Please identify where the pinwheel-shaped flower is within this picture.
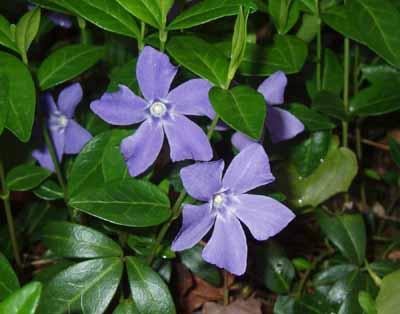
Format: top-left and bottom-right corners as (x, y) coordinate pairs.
(90, 46), (214, 176)
(172, 144), (295, 275)
(32, 83), (92, 171)
(232, 71), (304, 150)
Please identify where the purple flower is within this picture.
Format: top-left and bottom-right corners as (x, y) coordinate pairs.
(47, 12), (73, 29)
(171, 144), (295, 275)
(32, 83), (92, 171)
(232, 71), (304, 150)
(90, 46), (214, 177)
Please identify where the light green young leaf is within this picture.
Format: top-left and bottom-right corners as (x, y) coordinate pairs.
(0, 282), (42, 314)
(6, 163), (51, 191)
(0, 15), (18, 52)
(0, 253), (19, 301)
(269, 0), (301, 35)
(376, 269), (400, 314)
(15, 7), (41, 57)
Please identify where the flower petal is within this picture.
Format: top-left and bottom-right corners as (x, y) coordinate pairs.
(47, 12), (73, 29)
(257, 71), (287, 105)
(63, 120), (92, 154)
(164, 114), (212, 162)
(171, 203), (215, 251)
(32, 147), (55, 172)
(202, 215), (247, 275)
(231, 131), (257, 151)
(136, 46), (178, 101)
(266, 106), (304, 143)
(42, 93), (57, 116)
(90, 85), (148, 126)
(180, 160), (224, 201)
(49, 128), (65, 162)
(168, 79), (215, 119)
(222, 143), (274, 194)
(120, 119), (164, 176)
(57, 83), (83, 118)
(235, 194), (295, 241)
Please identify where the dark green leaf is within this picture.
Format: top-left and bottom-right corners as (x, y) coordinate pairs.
(126, 256), (176, 314)
(108, 59), (139, 93)
(389, 138), (400, 168)
(38, 44), (104, 90)
(322, 48), (344, 95)
(269, 0), (300, 34)
(30, 0), (70, 13)
(0, 52), (36, 142)
(0, 75), (9, 135)
(33, 180), (63, 201)
(288, 103), (335, 131)
(361, 64), (400, 83)
(33, 260), (75, 283)
(69, 178), (171, 227)
(6, 163), (51, 191)
(0, 15), (17, 52)
(0, 282), (42, 314)
(294, 292), (337, 314)
(126, 235), (174, 259)
(113, 299), (139, 314)
(209, 85), (266, 139)
(15, 7), (41, 55)
(376, 269), (400, 314)
(312, 90), (347, 121)
(274, 295), (295, 314)
(41, 221), (122, 258)
(38, 258), (123, 314)
(0, 253), (19, 301)
(167, 36), (229, 88)
(317, 211), (366, 265)
(296, 13), (319, 42)
(370, 260), (400, 277)
(313, 264), (357, 286)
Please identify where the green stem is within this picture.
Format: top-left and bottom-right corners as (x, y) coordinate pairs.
(159, 28), (168, 52)
(0, 160), (22, 269)
(342, 38), (350, 148)
(138, 22), (146, 51)
(77, 17), (89, 45)
(365, 259), (382, 287)
(316, 0), (322, 91)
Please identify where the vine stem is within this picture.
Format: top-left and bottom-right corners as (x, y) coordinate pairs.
(342, 39), (350, 148)
(0, 160), (22, 269)
(316, 0), (322, 91)
(147, 115), (220, 265)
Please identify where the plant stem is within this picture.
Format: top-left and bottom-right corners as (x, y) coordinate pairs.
(316, 0), (322, 91)
(138, 22), (146, 51)
(159, 28), (168, 52)
(342, 37), (350, 148)
(0, 160), (22, 269)
(223, 270), (230, 306)
(365, 259), (382, 287)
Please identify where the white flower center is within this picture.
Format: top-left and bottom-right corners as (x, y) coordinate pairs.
(150, 101), (167, 117)
(58, 115), (69, 128)
(213, 194), (224, 208)
(49, 111), (69, 132)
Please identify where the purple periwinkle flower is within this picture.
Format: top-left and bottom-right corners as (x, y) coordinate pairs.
(232, 71), (304, 150)
(28, 4), (72, 29)
(90, 46), (214, 177)
(32, 83), (92, 171)
(171, 143), (295, 275)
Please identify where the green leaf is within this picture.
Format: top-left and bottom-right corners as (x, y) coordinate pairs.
(317, 211), (366, 265)
(113, 299), (139, 314)
(41, 221), (122, 258)
(33, 260), (75, 283)
(53, 0), (140, 38)
(358, 291), (377, 314)
(322, 0), (400, 68)
(0, 52), (36, 142)
(288, 103), (335, 131)
(38, 258), (123, 314)
(0, 282), (42, 314)
(389, 138), (400, 168)
(0, 75), (9, 136)
(68, 130), (130, 197)
(180, 245), (221, 286)
(294, 292), (337, 314)
(69, 178), (171, 227)
(0, 15), (18, 52)
(279, 137), (358, 207)
(33, 180), (63, 201)
(291, 131), (331, 177)
(126, 256), (176, 314)
(314, 264), (357, 286)
(296, 13), (319, 42)
(15, 7), (41, 55)
(349, 80), (400, 116)
(269, 0), (301, 35)
(312, 90), (347, 121)
(167, 35), (229, 88)
(361, 64), (400, 83)
(6, 163), (51, 191)
(274, 296), (295, 314)
(108, 59), (139, 93)
(116, 0), (173, 29)
(168, 0), (256, 30)
(0, 253), (19, 301)
(322, 49), (344, 95)
(210, 85), (266, 139)
(38, 44), (104, 90)
(126, 235), (174, 259)
(376, 269), (400, 314)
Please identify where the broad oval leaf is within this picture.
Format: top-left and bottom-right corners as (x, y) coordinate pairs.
(38, 258), (123, 314)
(69, 178), (171, 227)
(312, 90), (347, 121)
(41, 221), (122, 258)
(268, 0), (300, 35)
(126, 256), (176, 314)
(15, 7), (41, 55)
(0, 75), (9, 136)
(288, 103), (335, 132)
(113, 299), (139, 314)
(209, 85), (266, 139)
(0, 52), (36, 142)
(0, 282), (42, 314)
(6, 163), (51, 191)
(30, 0), (70, 13)
(0, 15), (18, 52)
(0, 253), (19, 301)
(376, 269), (400, 314)
(317, 211), (366, 266)
(38, 44), (104, 90)
(33, 179), (63, 200)
(167, 35), (229, 88)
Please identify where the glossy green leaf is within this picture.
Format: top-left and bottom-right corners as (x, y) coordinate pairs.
(108, 59), (138, 93)
(322, 0), (400, 68)
(167, 36), (229, 88)
(0, 282), (42, 314)
(126, 235), (174, 259)
(317, 211), (366, 265)
(0, 75), (9, 136)
(0, 15), (17, 52)
(312, 90), (347, 121)
(294, 292), (337, 314)
(113, 299), (139, 314)
(288, 103), (335, 131)
(126, 256), (176, 314)
(0, 253), (19, 301)
(0, 52), (36, 142)
(274, 295), (295, 314)
(69, 178), (171, 227)
(358, 291), (377, 314)
(389, 138), (400, 168)
(314, 264), (357, 286)
(38, 44), (104, 90)
(209, 85), (266, 139)
(30, 0), (70, 13)
(6, 163), (51, 191)
(15, 7), (41, 55)
(68, 130), (130, 197)
(168, 0), (256, 30)
(296, 13), (319, 42)
(361, 64), (400, 83)
(376, 269), (400, 314)
(38, 258), (123, 314)
(41, 221), (122, 258)
(269, 0), (300, 34)
(33, 179), (63, 201)
(33, 260), (75, 283)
